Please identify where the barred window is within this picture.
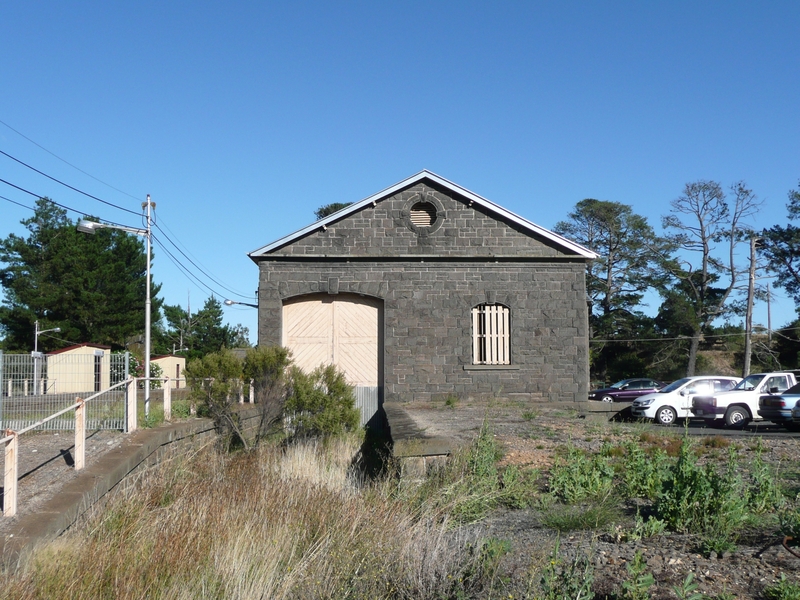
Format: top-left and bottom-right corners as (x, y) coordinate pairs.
(472, 304), (510, 365)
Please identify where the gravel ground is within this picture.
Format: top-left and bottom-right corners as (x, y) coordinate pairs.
(401, 399), (800, 599)
(0, 428), (126, 535)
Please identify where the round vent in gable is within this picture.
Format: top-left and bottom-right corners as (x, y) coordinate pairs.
(409, 201), (437, 227)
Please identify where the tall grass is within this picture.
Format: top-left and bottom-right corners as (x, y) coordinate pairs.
(0, 434), (499, 599)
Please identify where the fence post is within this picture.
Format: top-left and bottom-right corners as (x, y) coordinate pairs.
(74, 397), (85, 470)
(126, 377), (137, 433)
(163, 378), (171, 421)
(0, 350), (4, 428)
(239, 379), (244, 404)
(4, 430), (18, 517)
(250, 379), (254, 403)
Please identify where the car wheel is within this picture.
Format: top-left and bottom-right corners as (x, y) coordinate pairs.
(655, 406), (677, 425)
(601, 395), (613, 403)
(725, 406), (750, 428)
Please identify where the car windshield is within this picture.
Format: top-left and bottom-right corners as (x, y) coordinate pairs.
(609, 380), (631, 389)
(733, 374), (764, 391)
(659, 378), (691, 393)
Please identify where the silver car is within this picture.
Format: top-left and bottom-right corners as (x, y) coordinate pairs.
(792, 395), (800, 428)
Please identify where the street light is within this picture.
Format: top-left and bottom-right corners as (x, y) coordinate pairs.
(77, 195), (155, 417)
(34, 320), (61, 354)
(224, 299), (258, 309)
(32, 320), (61, 395)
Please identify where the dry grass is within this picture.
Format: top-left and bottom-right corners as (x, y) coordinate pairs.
(0, 435), (491, 600)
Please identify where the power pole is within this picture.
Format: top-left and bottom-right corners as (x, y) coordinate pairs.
(743, 236), (758, 378)
(767, 282), (772, 346)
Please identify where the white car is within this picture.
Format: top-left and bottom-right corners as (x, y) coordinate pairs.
(631, 376), (741, 425)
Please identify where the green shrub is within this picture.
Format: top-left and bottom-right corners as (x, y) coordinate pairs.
(284, 364), (360, 437)
(625, 510), (666, 541)
(537, 538), (595, 600)
(621, 550), (655, 600)
(619, 440), (671, 500)
(764, 574), (800, 600)
(747, 439), (786, 514)
(655, 439), (748, 543)
(778, 499), (800, 540)
(672, 572), (704, 600)
(541, 501), (621, 531)
(185, 350), (248, 449)
(171, 397), (193, 419)
(499, 465), (539, 509)
(549, 445), (614, 503)
(243, 346), (292, 439)
(402, 421), (538, 523)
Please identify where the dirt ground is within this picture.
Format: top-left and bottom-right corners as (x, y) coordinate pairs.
(400, 398), (800, 599)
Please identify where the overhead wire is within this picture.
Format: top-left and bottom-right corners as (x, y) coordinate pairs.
(153, 221), (255, 300)
(155, 214), (255, 298)
(0, 193), (34, 211)
(0, 177), (133, 229)
(0, 118), (141, 202)
(0, 149), (140, 216)
(151, 232), (229, 299)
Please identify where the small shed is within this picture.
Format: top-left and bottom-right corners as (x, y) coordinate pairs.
(248, 171), (597, 405)
(46, 343), (112, 395)
(151, 355), (187, 388)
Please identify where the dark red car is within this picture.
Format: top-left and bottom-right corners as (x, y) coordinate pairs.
(588, 378), (666, 402)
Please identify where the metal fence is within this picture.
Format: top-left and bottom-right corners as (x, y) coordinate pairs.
(0, 350), (129, 430)
(354, 386), (382, 427)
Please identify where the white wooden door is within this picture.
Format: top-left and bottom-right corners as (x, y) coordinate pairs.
(283, 294), (380, 386)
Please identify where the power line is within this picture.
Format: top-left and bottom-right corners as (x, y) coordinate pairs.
(151, 232), (228, 299)
(0, 149), (140, 216)
(590, 326), (789, 344)
(0, 119), (141, 202)
(0, 194), (34, 211)
(0, 178), (141, 230)
(153, 222), (254, 300)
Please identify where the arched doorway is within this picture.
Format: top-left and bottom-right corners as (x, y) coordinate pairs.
(282, 293), (382, 387)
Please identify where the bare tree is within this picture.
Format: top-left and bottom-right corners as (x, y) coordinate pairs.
(661, 181), (761, 375)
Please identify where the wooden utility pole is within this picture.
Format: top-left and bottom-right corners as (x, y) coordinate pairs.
(743, 236), (758, 378)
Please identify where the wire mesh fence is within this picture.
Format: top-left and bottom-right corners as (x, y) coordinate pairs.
(0, 350), (129, 430)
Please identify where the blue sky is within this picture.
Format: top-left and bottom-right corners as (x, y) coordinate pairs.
(1, 1), (799, 344)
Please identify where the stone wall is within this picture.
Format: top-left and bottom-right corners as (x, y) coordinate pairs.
(258, 259), (589, 403)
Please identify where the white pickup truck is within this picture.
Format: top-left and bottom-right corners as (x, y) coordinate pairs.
(691, 372), (798, 428)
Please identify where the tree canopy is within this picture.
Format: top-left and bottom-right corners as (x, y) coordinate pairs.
(759, 183), (800, 305)
(0, 198), (163, 351)
(660, 180), (760, 375)
(154, 296), (250, 359)
(314, 202), (352, 220)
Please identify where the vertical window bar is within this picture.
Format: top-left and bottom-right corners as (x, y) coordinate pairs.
(472, 303), (511, 366)
(501, 306), (510, 363)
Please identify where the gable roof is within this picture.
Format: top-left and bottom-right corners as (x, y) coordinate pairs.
(47, 343), (112, 356)
(248, 170), (598, 259)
